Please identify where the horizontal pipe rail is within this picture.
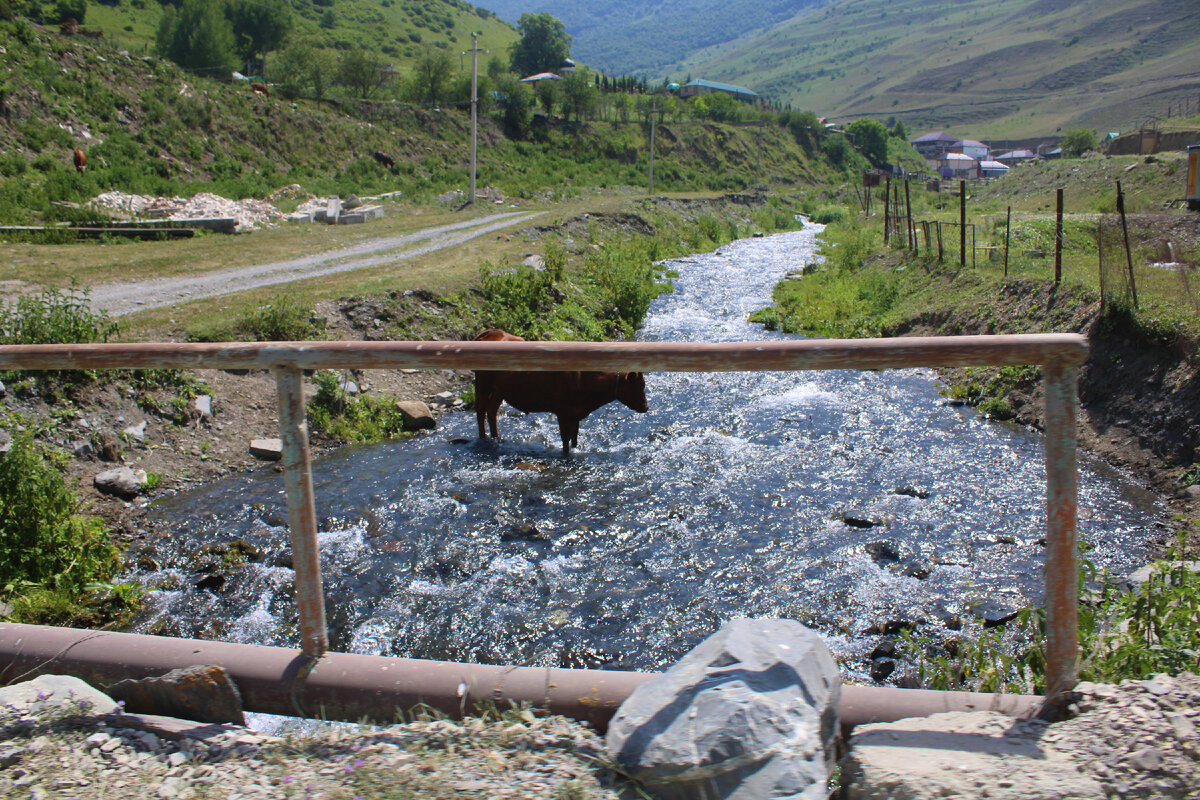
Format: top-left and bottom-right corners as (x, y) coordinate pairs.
(0, 624), (1040, 735)
(0, 334), (1087, 373)
(0, 333), (1086, 720)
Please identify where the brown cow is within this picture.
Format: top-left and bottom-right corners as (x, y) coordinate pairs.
(72, 149), (86, 174)
(473, 329), (649, 455)
(250, 82), (270, 97)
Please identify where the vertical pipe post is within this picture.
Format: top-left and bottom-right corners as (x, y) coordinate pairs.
(959, 180), (967, 268)
(1055, 189), (1064, 285)
(1005, 206), (1011, 277)
(1042, 362), (1079, 715)
(275, 366), (329, 660)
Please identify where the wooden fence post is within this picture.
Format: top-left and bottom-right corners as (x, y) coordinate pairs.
(905, 179), (914, 251)
(1055, 189), (1064, 286)
(1004, 206), (1011, 278)
(1116, 181), (1138, 308)
(959, 180), (967, 268)
(884, 177), (891, 245)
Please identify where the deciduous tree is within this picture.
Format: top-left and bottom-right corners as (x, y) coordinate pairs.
(1062, 127), (1097, 157)
(845, 118), (889, 167)
(508, 12), (570, 77)
(156, 0), (238, 80)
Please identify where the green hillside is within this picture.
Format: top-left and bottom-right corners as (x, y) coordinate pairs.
(0, 14), (855, 229)
(676, 0), (1200, 139)
(68, 0), (516, 74)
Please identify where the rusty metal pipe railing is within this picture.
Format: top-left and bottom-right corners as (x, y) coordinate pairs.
(0, 623), (1041, 734)
(0, 334), (1086, 373)
(0, 333), (1088, 713)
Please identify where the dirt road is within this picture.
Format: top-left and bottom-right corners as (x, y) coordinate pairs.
(88, 211), (544, 317)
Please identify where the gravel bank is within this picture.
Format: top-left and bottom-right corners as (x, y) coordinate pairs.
(0, 682), (628, 799)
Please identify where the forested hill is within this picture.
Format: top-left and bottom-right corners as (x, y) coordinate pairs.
(677, 0), (1200, 138)
(476, 0), (827, 77)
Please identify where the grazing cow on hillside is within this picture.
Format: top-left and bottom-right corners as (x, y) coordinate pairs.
(372, 151), (396, 169)
(473, 328), (649, 456)
(73, 149), (86, 174)
(250, 82), (270, 97)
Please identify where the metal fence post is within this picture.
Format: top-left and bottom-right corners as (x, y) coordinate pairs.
(1042, 361), (1079, 714)
(275, 365), (329, 660)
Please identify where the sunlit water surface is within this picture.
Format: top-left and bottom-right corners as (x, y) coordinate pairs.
(134, 223), (1161, 702)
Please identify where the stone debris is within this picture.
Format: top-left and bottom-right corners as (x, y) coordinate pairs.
(89, 191), (285, 232)
(248, 438), (283, 461)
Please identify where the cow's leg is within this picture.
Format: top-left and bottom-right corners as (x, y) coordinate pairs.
(486, 400), (501, 439)
(557, 416), (579, 456)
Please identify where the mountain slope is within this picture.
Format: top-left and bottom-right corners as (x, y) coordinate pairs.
(675, 0), (1200, 138)
(82, 0), (516, 72)
(476, 0), (826, 76)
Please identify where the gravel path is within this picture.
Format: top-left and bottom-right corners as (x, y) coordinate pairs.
(0, 676), (626, 799)
(89, 211), (543, 317)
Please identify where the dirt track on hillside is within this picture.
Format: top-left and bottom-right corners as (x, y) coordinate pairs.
(87, 211), (543, 317)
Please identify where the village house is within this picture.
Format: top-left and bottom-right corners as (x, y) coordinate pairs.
(677, 79), (759, 103)
(938, 152), (977, 178)
(995, 149), (1039, 166)
(910, 131), (958, 160)
(979, 159), (1010, 178)
(954, 138), (989, 160)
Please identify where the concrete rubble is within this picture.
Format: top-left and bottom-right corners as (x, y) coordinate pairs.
(89, 191), (284, 232)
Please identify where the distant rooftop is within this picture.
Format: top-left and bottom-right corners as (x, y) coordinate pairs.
(955, 139), (987, 148)
(912, 132), (957, 142)
(682, 79), (758, 97)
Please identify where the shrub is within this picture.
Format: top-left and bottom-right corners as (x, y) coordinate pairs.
(235, 294), (324, 341)
(0, 434), (118, 601)
(307, 371), (408, 443)
(0, 286), (118, 346)
(811, 205), (847, 224)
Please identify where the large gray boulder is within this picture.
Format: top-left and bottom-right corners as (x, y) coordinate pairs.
(606, 618), (840, 800)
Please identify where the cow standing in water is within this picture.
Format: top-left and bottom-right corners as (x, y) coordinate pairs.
(72, 149), (86, 174)
(473, 329), (649, 455)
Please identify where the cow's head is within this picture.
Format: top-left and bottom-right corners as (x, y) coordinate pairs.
(617, 372), (649, 413)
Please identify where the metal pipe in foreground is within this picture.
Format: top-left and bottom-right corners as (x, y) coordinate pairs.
(0, 624), (1040, 735)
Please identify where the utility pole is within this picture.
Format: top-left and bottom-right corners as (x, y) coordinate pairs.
(467, 32), (482, 204)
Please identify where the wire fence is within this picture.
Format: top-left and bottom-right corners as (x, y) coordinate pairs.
(1097, 214), (1200, 315)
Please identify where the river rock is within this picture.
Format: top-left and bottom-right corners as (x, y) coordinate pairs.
(123, 420), (147, 442)
(396, 400), (436, 430)
(107, 665), (245, 725)
(95, 429), (123, 462)
(193, 395), (213, 420)
(0, 429), (10, 455)
(522, 254), (545, 270)
(0, 674), (118, 715)
(249, 438), (283, 460)
(71, 439), (95, 459)
(607, 618), (840, 800)
(94, 466), (142, 499)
